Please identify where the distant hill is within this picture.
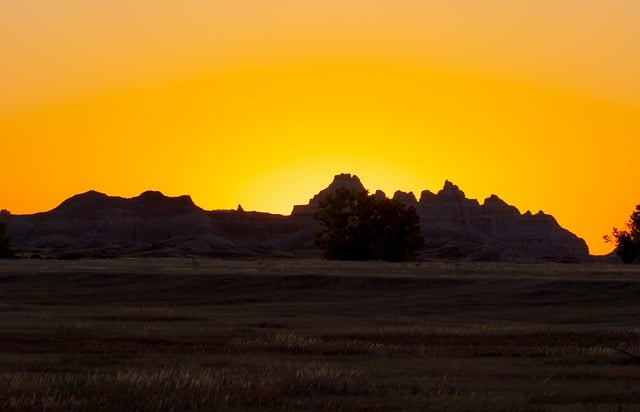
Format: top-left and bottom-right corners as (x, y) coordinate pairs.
(0, 174), (588, 261)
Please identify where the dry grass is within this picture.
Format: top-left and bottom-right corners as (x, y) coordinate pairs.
(0, 258), (640, 411)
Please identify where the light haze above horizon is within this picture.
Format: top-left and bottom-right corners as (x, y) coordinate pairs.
(2, 0), (640, 255)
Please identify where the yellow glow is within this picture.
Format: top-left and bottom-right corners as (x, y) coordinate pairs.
(2, 1), (640, 255)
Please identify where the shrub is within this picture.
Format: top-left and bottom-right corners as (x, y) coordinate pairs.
(606, 204), (640, 263)
(314, 188), (424, 261)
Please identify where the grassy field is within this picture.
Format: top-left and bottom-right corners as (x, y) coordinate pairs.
(1, 258), (639, 411)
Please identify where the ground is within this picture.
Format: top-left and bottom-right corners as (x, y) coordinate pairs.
(0, 258), (639, 411)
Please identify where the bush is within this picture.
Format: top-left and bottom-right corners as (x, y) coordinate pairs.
(314, 188), (424, 261)
(0, 220), (15, 259)
(606, 204), (640, 263)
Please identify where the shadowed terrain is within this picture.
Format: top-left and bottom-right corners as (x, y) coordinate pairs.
(1, 174), (589, 261)
(1, 259), (639, 410)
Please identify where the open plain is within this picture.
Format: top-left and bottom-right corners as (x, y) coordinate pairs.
(1, 258), (639, 411)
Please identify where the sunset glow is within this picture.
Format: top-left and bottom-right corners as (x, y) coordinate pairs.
(2, 1), (640, 254)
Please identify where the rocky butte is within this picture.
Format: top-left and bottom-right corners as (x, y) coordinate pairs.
(1, 174), (588, 261)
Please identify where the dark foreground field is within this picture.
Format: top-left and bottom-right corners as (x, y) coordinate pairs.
(1, 259), (639, 411)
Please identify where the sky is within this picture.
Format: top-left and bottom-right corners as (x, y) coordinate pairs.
(1, 0), (639, 255)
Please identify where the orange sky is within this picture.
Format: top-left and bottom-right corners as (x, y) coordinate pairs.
(1, 1), (639, 255)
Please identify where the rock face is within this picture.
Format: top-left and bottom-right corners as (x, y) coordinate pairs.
(292, 177), (589, 261)
(2, 191), (316, 258)
(412, 181), (589, 261)
(0, 174), (589, 260)
(292, 173), (365, 215)
(6, 191), (210, 250)
(392, 191), (418, 205)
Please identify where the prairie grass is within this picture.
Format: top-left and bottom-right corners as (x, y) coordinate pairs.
(0, 259), (639, 410)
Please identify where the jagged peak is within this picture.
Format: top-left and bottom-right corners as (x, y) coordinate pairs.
(484, 194), (506, 204)
(317, 174), (367, 200)
(392, 190), (418, 204)
(482, 194), (520, 215)
(419, 190), (436, 202)
(307, 173), (366, 198)
(482, 194), (512, 209)
(373, 190), (387, 200)
(328, 173), (365, 191)
(437, 180), (466, 200)
(291, 173), (366, 215)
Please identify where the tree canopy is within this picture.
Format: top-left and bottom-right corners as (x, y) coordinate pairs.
(314, 187), (424, 261)
(0, 221), (15, 259)
(606, 204), (640, 263)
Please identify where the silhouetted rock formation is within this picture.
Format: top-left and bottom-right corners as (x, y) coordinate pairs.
(292, 177), (589, 261)
(3, 191), (316, 258)
(392, 190), (418, 205)
(0, 174), (589, 260)
(414, 182), (588, 261)
(8, 191), (210, 249)
(291, 173), (365, 215)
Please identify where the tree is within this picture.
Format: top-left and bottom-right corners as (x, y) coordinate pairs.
(606, 204), (640, 263)
(314, 187), (424, 261)
(0, 220), (15, 259)
(369, 196), (425, 261)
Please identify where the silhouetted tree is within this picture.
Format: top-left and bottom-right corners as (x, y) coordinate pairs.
(0, 220), (15, 259)
(314, 188), (374, 260)
(606, 204), (640, 263)
(370, 196), (425, 262)
(314, 187), (424, 261)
